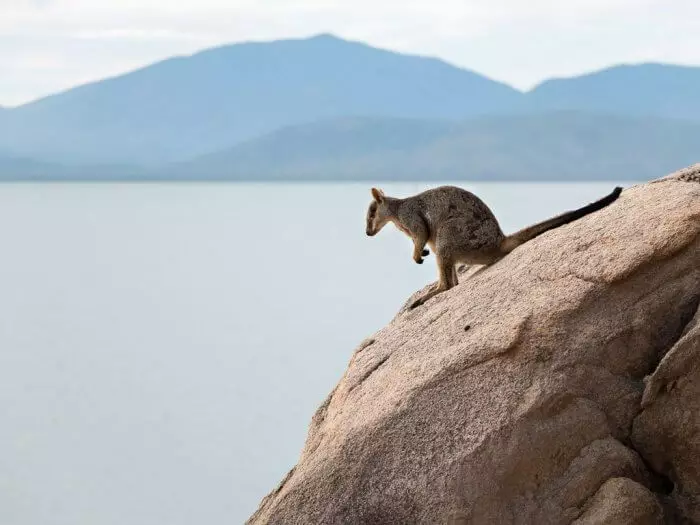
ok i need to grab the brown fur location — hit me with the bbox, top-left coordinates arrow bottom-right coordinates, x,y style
366,185 -> 622,309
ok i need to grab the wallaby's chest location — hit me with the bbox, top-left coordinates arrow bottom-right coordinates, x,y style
394,221 -> 413,237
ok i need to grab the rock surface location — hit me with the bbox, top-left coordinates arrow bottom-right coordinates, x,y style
249,166 -> 700,524
572,477 -> 663,525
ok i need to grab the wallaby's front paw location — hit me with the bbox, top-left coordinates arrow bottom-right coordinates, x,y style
421,249 -> 429,256
414,257 -> 424,264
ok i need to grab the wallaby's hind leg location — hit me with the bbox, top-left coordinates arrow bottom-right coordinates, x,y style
410,255 -> 455,309
440,257 -> 457,290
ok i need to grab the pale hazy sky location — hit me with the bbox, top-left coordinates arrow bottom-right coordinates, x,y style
2,0 -> 700,106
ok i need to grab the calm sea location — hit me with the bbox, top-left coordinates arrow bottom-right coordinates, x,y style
0,181 -> 632,524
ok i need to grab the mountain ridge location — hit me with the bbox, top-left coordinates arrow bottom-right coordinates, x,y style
1,33 -> 700,180
0,34 -> 521,165
156,112 -> 700,182
528,62 -> 700,120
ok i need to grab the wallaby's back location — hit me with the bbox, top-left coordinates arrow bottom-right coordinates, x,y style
401,186 -> 504,236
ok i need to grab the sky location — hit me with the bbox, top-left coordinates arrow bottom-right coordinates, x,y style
1,0 -> 700,106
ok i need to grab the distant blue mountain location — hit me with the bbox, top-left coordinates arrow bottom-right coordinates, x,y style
528,63 -> 700,119
0,34 -> 699,179
0,153 -> 143,180
0,34 -> 520,165
164,112 -> 700,182
8,112 -> 696,182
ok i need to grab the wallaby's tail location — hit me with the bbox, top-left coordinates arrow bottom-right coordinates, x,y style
500,186 -> 623,254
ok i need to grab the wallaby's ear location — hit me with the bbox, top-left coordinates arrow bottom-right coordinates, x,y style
371,187 -> 385,203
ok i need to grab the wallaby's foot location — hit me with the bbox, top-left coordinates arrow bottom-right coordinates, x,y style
409,289 -> 432,309
409,297 -> 425,309
409,283 -> 446,310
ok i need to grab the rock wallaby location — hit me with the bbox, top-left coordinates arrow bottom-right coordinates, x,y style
365,185 -> 622,308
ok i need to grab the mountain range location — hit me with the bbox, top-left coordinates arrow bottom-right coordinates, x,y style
1,34 -> 699,181
163,113 -> 700,182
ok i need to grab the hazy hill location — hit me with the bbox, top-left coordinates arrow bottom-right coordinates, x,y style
0,155 -> 57,179
528,63 -> 700,120
0,154 -> 144,181
2,112 -> 698,182
1,35 -> 700,180
167,112 -> 700,181
170,117 -> 458,176
0,34 -> 520,165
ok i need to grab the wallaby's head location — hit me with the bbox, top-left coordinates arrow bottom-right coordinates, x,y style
366,187 -> 392,236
